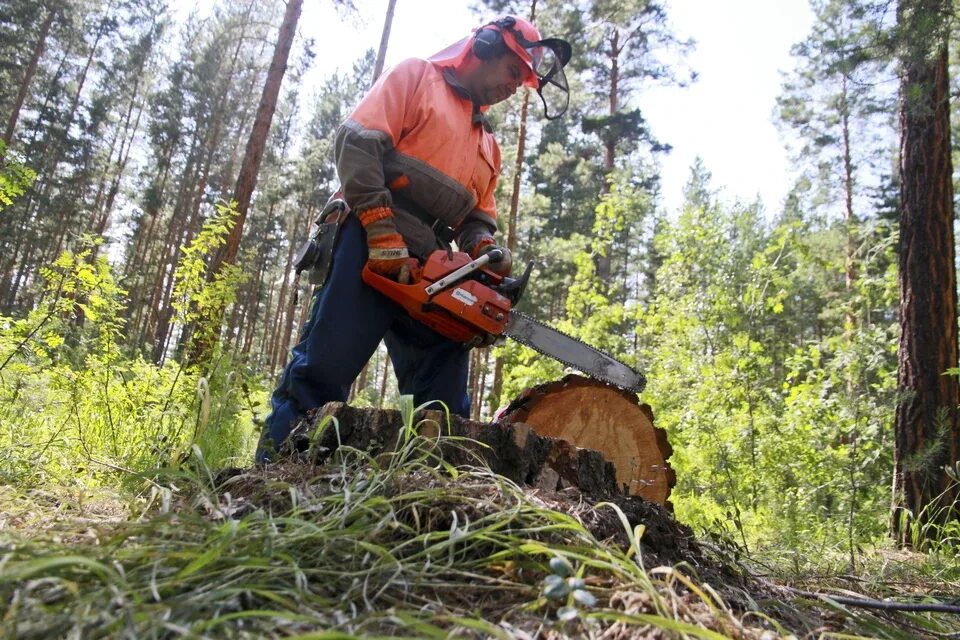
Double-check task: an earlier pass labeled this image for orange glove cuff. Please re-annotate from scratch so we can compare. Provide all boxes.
[367,232,408,261]
[470,236,497,259]
[358,206,393,228]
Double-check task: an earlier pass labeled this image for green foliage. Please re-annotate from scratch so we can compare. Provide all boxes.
[561,183,647,355]
[171,200,247,353]
[0,232,261,489]
[638,170,898,554]
[0,140,36,212]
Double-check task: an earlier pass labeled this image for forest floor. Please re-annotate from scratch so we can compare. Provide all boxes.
[2,436,959,639]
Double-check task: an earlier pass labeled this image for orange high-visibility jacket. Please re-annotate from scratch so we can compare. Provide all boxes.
[335,58,501,257]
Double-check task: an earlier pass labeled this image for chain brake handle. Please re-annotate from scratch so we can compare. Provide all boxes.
[493,260,532,305]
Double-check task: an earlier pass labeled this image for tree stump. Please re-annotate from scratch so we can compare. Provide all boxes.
[498,374,675,507]
[282,402,624,496]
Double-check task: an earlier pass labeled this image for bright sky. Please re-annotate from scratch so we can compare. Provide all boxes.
[183,0,816,217]
[640,0,815,215]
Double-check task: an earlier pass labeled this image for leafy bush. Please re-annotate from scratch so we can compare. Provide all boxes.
[0,229,262,489]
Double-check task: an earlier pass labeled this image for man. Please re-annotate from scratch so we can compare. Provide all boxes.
[257,16,571,461]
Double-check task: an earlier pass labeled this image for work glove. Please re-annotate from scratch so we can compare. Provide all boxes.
[359,206,413,283]
[470,237,512,276]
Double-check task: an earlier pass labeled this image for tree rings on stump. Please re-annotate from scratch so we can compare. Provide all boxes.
[499,374,675,507]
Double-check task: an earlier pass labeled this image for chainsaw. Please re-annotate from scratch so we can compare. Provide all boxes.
[361,249,646,393]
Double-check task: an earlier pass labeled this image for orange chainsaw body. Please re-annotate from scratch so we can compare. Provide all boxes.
[361,251,513,344]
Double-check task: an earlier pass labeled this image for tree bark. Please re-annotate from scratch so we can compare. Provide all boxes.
[3,7,57,147]
[220,0,301,268]
[595,27,622,283]
[372,0,397,83]
[268,206,300,366]
[273,203,315,370]
[378,356,392,408]
[893,0,958,544]
[839,73,857,331]
[192,0,303,364]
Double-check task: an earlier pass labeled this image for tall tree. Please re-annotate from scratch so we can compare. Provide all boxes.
[192,0,303,363]
[3,4,58,147]
[579,0,685,281]
[372,0,397,82]
[892,0,958,543]
[777,0,897,329]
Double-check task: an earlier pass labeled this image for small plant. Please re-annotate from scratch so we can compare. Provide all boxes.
[170,200,247,357]
[894,461,960,559]
[541,555,598,622]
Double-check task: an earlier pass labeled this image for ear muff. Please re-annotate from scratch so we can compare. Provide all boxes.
[472,25,506,60]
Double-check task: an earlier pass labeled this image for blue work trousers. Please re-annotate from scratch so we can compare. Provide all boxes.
[256,214,470,461]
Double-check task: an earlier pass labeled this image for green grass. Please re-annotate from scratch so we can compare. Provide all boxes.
[2,426,958,639]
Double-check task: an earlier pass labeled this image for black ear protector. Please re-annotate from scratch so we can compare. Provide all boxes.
[471,17,516,60]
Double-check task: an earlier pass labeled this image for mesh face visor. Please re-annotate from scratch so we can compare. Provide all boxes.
[529,40,571,119]
[506,26,572,120]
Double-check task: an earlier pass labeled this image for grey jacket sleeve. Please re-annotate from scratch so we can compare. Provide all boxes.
[456,213,497,255]
[334,120,394,214]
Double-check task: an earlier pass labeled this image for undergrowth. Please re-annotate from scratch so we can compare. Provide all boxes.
[2,415,959,639]
[0,233,263,489]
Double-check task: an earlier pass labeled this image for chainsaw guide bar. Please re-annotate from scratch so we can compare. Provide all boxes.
[362,250,647,395]
[504,311,647,393]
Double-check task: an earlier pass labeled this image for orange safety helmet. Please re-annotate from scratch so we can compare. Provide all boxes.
[430,15,572,120]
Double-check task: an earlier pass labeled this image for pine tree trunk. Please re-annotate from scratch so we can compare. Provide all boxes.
[241,249,268,355]
[193,0,303,365]
[354,362,371,402]
[475,348,490,420]
[93,80,148,237]
[258,279,276,361]
[268,212,297,364]
[893,0,959,545]
[595,28,620,283]
[469,349,482,420]
[490,0,537,412]
[840,74,857,330]
[378,356,392,409]
[272,203,314,369]
[148,135,204,361]
[3,7,57,147]
[372,0,397,82]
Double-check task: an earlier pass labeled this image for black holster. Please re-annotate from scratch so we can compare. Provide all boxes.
[293,198,349,287]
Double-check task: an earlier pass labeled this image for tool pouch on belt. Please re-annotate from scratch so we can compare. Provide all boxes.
[293,197,349,287]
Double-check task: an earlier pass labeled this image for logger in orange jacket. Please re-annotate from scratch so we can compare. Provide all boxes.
[257,16,572,461]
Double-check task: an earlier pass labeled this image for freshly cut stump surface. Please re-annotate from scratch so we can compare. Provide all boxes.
[499,374,675,506]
